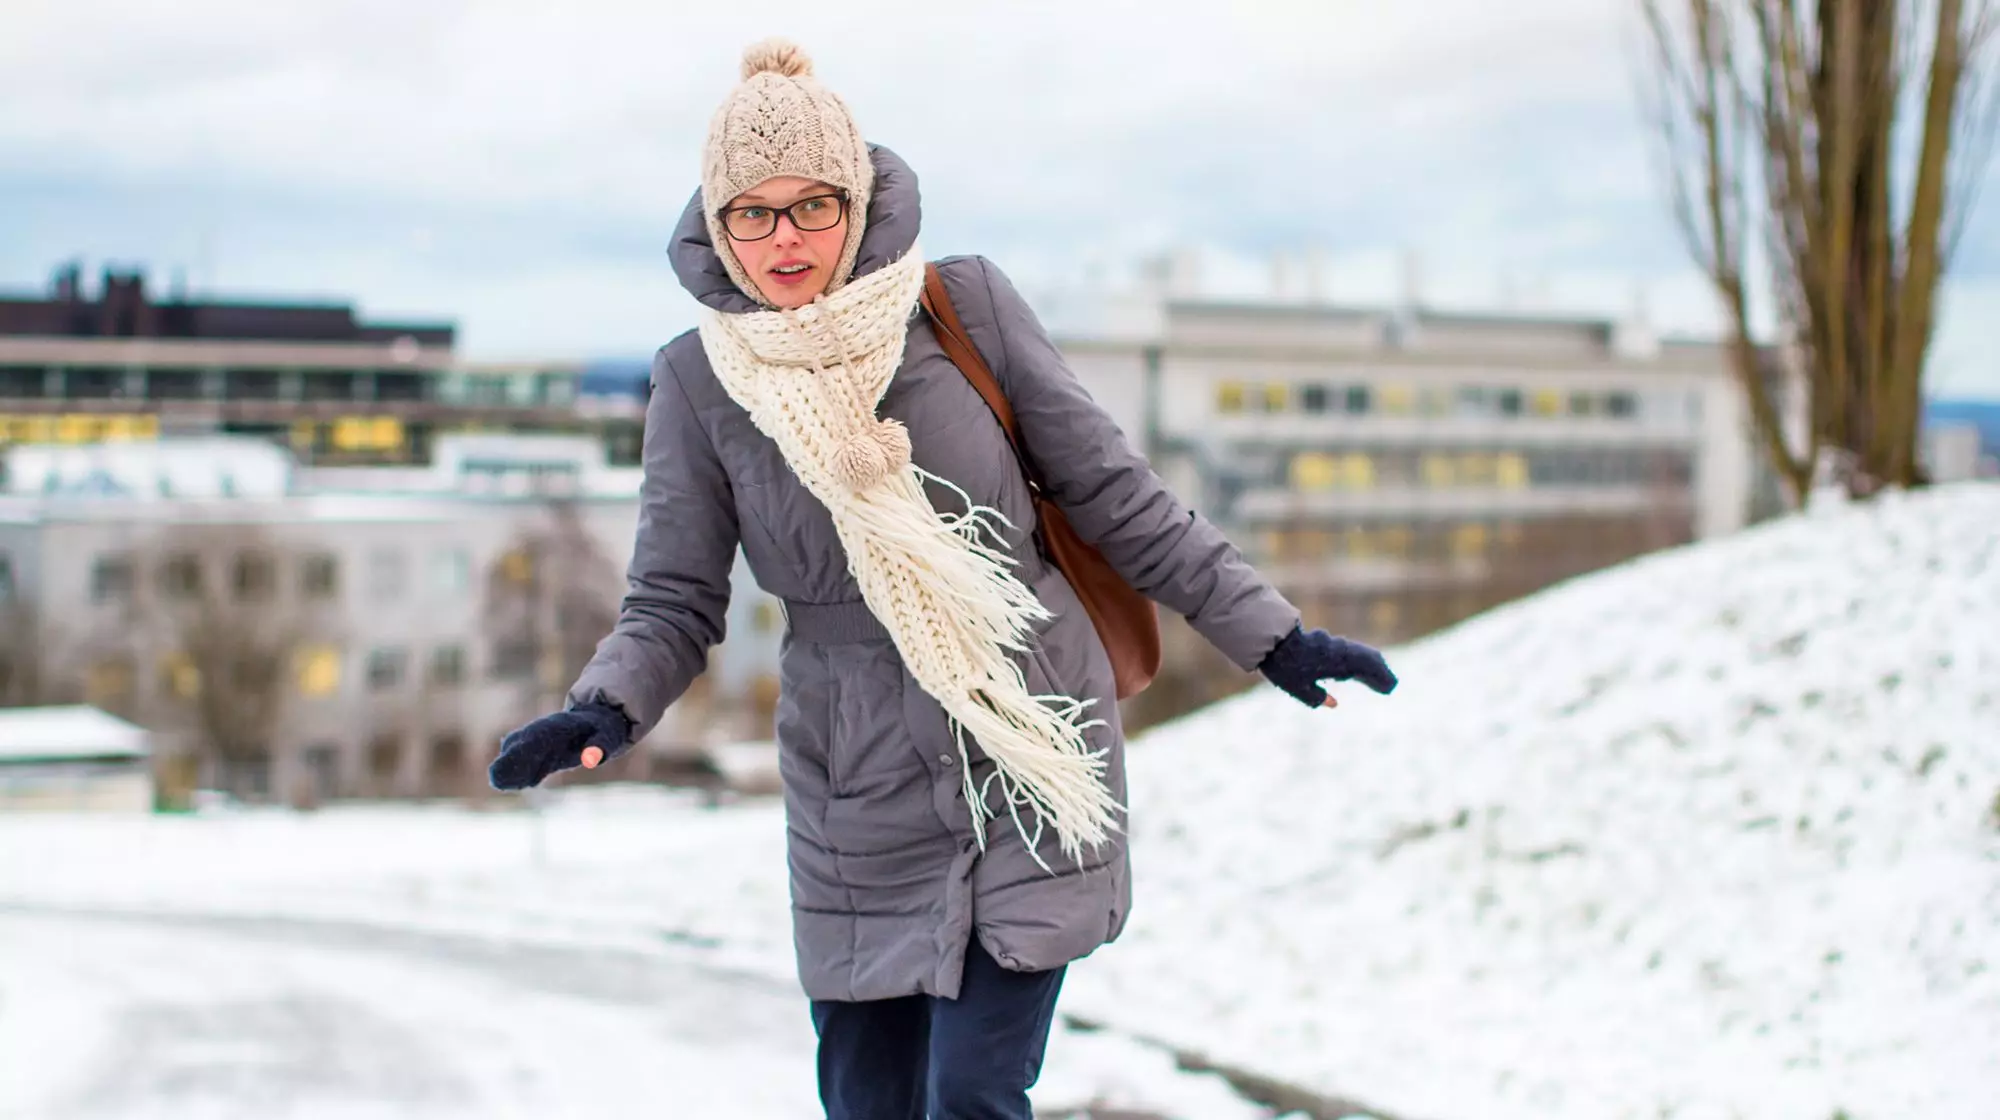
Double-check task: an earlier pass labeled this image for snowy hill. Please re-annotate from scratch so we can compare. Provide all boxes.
[1069,483,2000,1120]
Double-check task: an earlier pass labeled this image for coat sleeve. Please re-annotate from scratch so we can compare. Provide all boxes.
[963,256,1301,672]
[567,345,737,738]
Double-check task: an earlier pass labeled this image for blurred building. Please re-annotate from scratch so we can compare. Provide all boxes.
[1049,287,1763,720]
[1922,399,2000,481]
[0,705,153,811]
[0,435,782,806]
[0,261,637,469]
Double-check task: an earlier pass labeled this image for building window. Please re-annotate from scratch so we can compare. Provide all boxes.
[160,652,200,699]
[429,645,466,687]
[91,555,133,603]
[1457,386,1491,416]
[86,657,134,705]
[0,554,12,602]
[234,552,276,601]
[1496,452,1530,489]
[497,548,535,587]
[1569,391,1596,417]
[431,548,470,595]
[1378,384,1415,415]
[297,645,343,697]
[1419,387,1454,416]
[1451,523,1490,559]
[1216,382,1246,414]
[368,734,402,787]
[1421,454,1456,489]
[1290,452,1340,491]
[1299,384,1331,413]
[304,743,340,801]
[1344,385,1372,414]
[301,553,339,599]
[429,733,466,783]
[1531,388,1564,417]
[365,647,406,691]
[219,749,272,801]
[1258,383,1289,412]
[1456,452,1496,487]
[1606,390,1638,419]
[490,640,538,680]
[1340,452,1375,489]
[1497,389,1523,417]
[367,549,406,602]
[160,554,202,600]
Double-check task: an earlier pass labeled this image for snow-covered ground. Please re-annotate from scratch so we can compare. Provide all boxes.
[3,483,1996,1119]
[1072,483,2000,1120]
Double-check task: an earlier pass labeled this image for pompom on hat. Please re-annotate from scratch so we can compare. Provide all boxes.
[701,38,873,306]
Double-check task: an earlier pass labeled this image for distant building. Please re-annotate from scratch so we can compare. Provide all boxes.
[0,261,636,469]
[0,705,153,811]
[1048,289,1776,720]
[0,435,782,806]
[1923,399,2000,481]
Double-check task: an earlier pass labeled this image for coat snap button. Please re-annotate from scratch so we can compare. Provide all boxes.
[939,753,955,766]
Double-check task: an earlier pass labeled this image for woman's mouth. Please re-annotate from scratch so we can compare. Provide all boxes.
[769,261,814,285]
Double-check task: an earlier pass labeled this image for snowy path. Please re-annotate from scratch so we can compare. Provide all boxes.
[0,904,828,1119]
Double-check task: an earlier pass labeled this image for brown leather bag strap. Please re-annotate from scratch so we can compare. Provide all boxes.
[919,262,1041,490]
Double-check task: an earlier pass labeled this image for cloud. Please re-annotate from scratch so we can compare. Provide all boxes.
[2,0,1996,395]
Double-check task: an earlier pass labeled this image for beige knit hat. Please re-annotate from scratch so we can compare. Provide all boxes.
[701,39,872,307]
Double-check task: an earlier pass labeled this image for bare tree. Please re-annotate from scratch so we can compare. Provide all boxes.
[484,499,623,721]
[1640,0,2000,501]
[121,522,338,800]
[0,601,85,708]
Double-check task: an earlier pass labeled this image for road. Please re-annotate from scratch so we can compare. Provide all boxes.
[0,906,830,1119]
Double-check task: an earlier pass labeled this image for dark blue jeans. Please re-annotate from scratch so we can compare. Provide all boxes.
[810,938,1066,1120]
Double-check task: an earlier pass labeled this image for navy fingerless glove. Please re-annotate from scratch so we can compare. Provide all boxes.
[488,702,633,791]
[1257,624,1399,708]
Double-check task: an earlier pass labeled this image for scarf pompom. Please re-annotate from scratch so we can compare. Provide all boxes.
[832,418,912,491]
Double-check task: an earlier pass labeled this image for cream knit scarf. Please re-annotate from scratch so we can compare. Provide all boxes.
[697,249,1120,868]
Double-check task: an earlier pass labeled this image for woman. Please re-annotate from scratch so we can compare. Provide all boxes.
[490,38,1397,1120]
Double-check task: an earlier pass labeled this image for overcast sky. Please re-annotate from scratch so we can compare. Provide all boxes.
[5,0,1998,397]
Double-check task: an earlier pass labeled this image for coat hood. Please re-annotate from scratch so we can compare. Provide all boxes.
[669,143,923,315]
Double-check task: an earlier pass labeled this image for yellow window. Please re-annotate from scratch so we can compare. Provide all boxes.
[1379,384,1415,415]
[1261,383,1289,412]
[297,645,343,697]
[1422,454,1455,488]
[1341,453,1375,489]
[86,658,134,704]
[101,416,135,442]
[1451,523,1490,558]
[1496,453,1529,488]
[498,548,535,585]
[1368,598,1401,633]
[1379,525,1414,558]
[331,417,372,451]
[370,416,404,450]
[1216,382,1246,413]
[1290,452,1339,491]
[1419,386,1453,416]
[131,414,159,439]
[290,420,318,450]
[1345,527,1374,560]
[57,414,98,443]
[1532,388,1563,416]
[160,652,201,699]
[1458,452,1495,486]
[19,416,56,444]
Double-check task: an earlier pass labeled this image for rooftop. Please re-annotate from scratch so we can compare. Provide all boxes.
[0,706,150,763]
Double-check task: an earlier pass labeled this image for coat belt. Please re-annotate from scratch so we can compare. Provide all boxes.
[782,598,891,645]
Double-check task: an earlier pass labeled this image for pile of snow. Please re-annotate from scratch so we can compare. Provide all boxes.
[1070,483,2000,1120]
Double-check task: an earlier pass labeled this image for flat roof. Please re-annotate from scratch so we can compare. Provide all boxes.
[0,705,150,762]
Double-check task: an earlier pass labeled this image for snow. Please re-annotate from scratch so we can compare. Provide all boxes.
[1069,482,2000,1120]
[3,483,1995,1118]
[0,705,149,762]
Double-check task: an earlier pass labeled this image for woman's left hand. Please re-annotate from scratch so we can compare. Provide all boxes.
[1257,625,1399,709]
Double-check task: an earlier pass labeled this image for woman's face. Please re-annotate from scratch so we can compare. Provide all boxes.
[721,175,849,309]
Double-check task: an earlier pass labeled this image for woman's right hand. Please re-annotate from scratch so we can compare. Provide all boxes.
[488,702,633,791]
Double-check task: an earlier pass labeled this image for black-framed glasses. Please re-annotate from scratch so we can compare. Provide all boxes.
[718,192,849,242]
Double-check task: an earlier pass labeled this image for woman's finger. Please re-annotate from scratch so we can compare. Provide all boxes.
[1321,694,1338,709]
[581,745,604,768]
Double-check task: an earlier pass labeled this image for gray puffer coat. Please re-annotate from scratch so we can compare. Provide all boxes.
[569,145,1300,1002]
